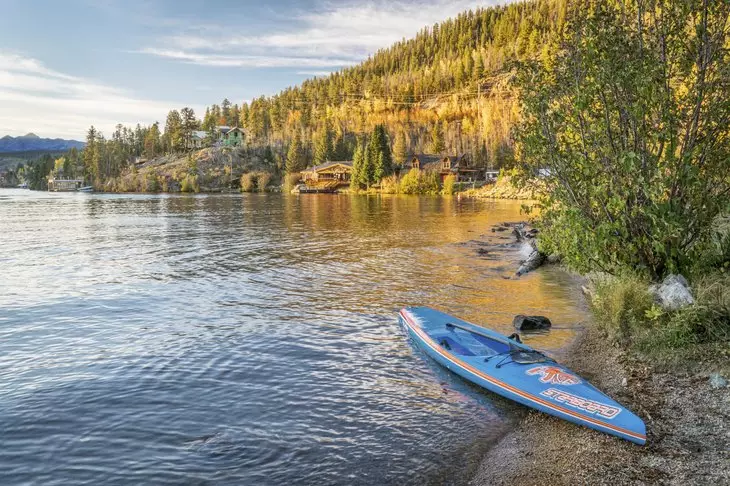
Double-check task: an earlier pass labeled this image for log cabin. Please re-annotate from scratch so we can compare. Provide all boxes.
[300,161,353,189]
[408,154,481,182]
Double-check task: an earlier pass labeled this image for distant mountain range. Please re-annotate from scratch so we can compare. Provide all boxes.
[0,133,85,153]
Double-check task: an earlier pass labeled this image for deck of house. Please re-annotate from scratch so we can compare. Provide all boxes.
[296,180,342,193]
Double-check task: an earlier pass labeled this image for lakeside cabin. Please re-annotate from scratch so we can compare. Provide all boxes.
[188,126,246,150]
[48,178,84,192]
[190,131,207,149]
[216,126,245,147]
[300,161,353,192]
[408,154,480,182]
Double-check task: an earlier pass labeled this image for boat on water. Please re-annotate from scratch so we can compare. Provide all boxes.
[399,307,646,445]
[76,186,94,193]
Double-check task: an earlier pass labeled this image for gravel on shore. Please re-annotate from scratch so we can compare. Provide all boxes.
[469,322,730,485]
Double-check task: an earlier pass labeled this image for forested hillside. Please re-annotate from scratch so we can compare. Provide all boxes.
[211,0,568,167]
[7,0,568,189]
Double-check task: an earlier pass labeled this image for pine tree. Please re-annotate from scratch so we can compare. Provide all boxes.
[362,136,376,188]
[285,134,305,174]
[371,125,393,181]
[313,126,333,166]
[393,130,408,167]
[164,110,183,153]
[180,107,198,150]
[350,140,364,189]
[332,132,349,161]
[84,126,99,181]
[144,123,161,158]
[221,98,231,124]
[429,122,445,154]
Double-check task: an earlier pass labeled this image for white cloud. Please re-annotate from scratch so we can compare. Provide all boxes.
[296,70,335,77]
[0,51,202,140]
[138,0,501,68]
[136,48,354,68]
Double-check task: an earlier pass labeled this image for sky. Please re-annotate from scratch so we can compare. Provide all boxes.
[0,0,504,140]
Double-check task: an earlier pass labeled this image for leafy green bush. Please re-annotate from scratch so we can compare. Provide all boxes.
[144,172,159,192]
[398,168,441,194]
[442,174,456,195]
[187,154,198,175]
[422,171,441,194]
[689,220,730,276]
[515,1,730,279]
[398,168,420,194]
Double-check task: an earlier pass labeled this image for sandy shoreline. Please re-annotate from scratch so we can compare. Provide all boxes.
[469,315,730,485]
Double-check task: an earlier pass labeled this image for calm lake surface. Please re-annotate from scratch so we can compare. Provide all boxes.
[0,189,587,485]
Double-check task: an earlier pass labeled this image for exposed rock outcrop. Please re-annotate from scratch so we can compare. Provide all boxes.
[516,250,545,276]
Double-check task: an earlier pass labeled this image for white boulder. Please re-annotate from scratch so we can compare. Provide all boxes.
[650,274,694,311]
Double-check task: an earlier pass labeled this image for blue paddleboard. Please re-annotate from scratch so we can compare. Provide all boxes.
[400,307,646,445]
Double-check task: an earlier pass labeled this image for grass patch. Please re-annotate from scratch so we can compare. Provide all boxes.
[589,273,654,344]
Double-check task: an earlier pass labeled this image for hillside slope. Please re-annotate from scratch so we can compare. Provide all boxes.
[202,0,568,167]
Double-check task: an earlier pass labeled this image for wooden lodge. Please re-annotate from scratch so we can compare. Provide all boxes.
[408,154,480,182]
[300,161,353,192]
[48,178,84,192]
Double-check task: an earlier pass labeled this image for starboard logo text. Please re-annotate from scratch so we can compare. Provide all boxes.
[541,388,622,419]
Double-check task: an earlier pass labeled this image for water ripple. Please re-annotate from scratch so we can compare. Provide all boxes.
[0,190,587,485]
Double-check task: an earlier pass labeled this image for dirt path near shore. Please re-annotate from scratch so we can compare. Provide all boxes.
[470,322,730,485]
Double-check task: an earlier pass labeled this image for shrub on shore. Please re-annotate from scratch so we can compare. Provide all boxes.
[240,173,255,192]
[590,272,730,362]
[515,1,730,280]
[283,173,301,192]
[442,174,456,195]
[398,168,441,195]
[241,171,274,192]
[380,175,399,194]
[144,173,159,192]
[256,172,272,192]
[180,174,199,193]
[590,274,654,344]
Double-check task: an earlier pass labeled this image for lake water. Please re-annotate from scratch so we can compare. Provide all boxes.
[0,189,587,485]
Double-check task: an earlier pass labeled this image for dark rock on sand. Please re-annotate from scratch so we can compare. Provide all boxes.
[513,315,552,331]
